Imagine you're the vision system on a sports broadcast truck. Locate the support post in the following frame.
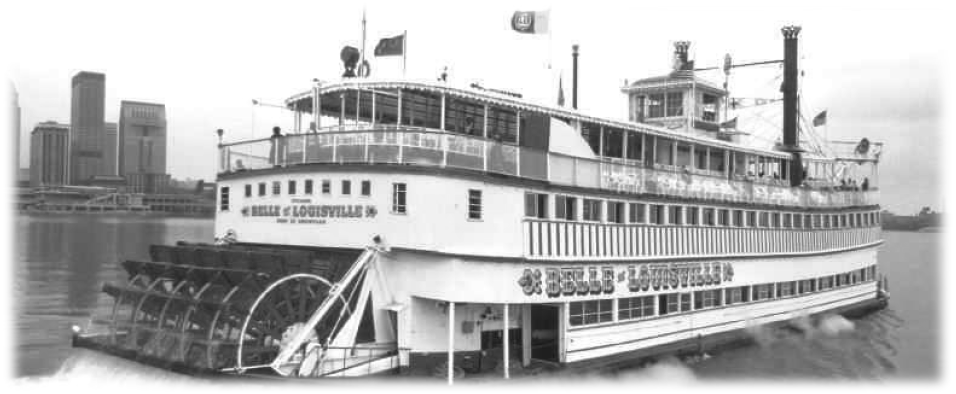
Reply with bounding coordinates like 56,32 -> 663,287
521,304 -> 531,367
448,301 -> 455,385
503,304 -> 510,379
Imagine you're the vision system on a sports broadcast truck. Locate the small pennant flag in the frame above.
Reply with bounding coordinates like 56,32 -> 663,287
512,10 -> 550,34
812,110 -> 827,127
374,34 -> 405,57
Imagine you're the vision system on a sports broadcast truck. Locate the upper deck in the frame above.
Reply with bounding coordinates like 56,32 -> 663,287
218,79 -> 880,210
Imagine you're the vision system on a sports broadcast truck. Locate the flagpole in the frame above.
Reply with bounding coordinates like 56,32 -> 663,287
360,9 -> 367,77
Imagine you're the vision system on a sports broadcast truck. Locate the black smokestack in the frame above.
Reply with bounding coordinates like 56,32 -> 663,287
572,44 -> 579,110
781,26 -> 802,187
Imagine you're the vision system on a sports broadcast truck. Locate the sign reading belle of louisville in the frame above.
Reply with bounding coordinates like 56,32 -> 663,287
242,203 -> 378,224
518,261 -> 735,297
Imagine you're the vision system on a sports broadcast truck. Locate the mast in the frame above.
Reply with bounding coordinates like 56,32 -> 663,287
781,25 -> 803,186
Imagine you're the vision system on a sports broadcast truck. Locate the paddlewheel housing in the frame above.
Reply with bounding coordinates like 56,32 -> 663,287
75,242 -> 393,376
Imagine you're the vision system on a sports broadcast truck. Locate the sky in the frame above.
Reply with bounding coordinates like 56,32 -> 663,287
1,0 -> 950,215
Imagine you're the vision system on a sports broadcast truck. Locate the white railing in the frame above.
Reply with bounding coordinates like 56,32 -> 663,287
218,127 -> 879,209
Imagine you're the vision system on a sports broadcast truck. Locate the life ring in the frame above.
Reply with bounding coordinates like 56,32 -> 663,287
357,60 -> 371,77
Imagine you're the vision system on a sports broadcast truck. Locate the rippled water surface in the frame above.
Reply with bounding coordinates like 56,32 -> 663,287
13,214 -> 939,381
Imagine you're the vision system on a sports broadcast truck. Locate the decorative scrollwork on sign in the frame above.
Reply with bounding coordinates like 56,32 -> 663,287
517,269 -> 542,295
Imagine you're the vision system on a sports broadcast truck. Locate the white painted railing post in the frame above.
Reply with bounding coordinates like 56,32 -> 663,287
448,301 -> 455,385
503,304 -> 510,379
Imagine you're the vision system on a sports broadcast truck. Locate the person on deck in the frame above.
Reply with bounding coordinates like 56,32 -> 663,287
269,126 -> 285,167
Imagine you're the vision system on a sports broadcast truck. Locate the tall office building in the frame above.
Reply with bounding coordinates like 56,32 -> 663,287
11,81 -> 21,173
70,71 -> 106,184
29,121 -> 71,187
103,121 -> 118,175
119,100 -> 168,193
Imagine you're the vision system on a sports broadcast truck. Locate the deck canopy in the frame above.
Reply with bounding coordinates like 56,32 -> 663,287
284,79 -> 793,162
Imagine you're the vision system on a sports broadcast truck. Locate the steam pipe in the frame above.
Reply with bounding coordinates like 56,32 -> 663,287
572,44 -> 579,110
781,26 -> 803,186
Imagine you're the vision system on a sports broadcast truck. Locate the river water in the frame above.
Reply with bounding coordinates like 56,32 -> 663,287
12,214 -> 939,381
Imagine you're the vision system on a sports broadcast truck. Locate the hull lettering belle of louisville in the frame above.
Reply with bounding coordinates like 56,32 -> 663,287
243,204 -> 377,219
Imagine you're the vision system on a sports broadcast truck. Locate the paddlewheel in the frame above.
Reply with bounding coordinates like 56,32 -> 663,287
78,242 -> 376,375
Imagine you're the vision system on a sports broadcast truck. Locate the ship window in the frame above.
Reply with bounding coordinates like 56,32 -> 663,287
399,90 -> 442,129
374,89 -> 400,125
733,210 -> 743,227
618,296 -> 655,320
680,293 -> 692,312
583,199 -> 602,222
668,205 -> 683,225
272,181 -> 280,195
759,212 -> 769,227
258,182 -> 266,196
444,97 -> 484,136
625,132 -> 643,161
654,138 -> 674,166
779,281 -> 794,297
629,203 -> 646,223
687,207 -> 700,226
392,183 -> 407,214
718,209 -> 730,226
772,213 -> 781,228
659,293 -> 679,315
555,195 -> 577,221
649,204 -> 665,225
842,214 -> 848,228
726,286 -> 748,304
676,143 -> 692,168
793,214 -> 803,229
701,94 -> 718,122
361,180 -> 371,196
468,189 -> 482,220
648,93 -> 665,118
581,123 -> 601,154
754,284 -> 771,301
804,214 -> 813,229
746,211 -> 756,227
709,148 -> 725,172
569,299 -> 612,326
694,146 -> 707,171
783,213 -> 792,228
341,180 -> 351,195
666,92 -> 684,117
608,201 -> 625,224
244,184 -> 252,198
603,127 -> 624,158
694,290 -> 721,309
305,180 -> 314,195
288,180 -> 297,195
525,192 -> 549,219
487,106 -> 518,144
702,208 -> 715,226
219,186 -> 229,211
322,180 -> 331,194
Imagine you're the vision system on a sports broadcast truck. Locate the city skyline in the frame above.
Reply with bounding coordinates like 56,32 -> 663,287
4,0 -> 947,214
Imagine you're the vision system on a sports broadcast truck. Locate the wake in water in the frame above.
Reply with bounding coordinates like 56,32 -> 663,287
18,349 -> 202,386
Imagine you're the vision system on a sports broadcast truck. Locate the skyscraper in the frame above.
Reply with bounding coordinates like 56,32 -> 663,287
29,121 -> 70,187
104,121 -> 118,175
70,71 -> 106,184
11,81 -> 21,173
119,100 -> 167,193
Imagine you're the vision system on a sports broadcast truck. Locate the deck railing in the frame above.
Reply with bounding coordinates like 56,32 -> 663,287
218,127 -> 879,209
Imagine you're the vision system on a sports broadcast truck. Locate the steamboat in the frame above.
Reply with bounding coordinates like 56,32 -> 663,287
73,25 -> 888,381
